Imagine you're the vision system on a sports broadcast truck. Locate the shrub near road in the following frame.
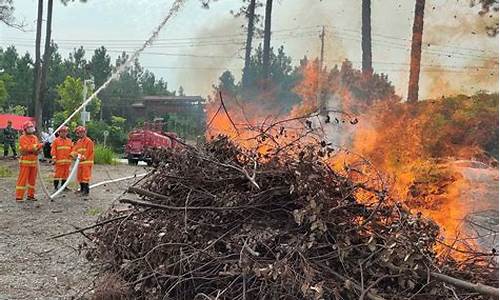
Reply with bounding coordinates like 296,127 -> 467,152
93,145 -> 116,165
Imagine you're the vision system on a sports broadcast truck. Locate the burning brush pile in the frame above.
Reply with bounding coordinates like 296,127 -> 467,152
87,136 -> 497,299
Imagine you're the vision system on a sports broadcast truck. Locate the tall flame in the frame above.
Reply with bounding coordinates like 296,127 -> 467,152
206,60 -> 498,259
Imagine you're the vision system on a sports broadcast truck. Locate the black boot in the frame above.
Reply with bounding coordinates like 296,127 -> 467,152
82,183 -> 90,196
79,183 -> 84,194
61,180 -> 69,191
53,180 -> 59,191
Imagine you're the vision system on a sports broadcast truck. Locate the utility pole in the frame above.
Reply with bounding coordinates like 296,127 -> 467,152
407,0 -> 425,102
81,79 -> 93,126
318,26 -> 326,115
319,26 -> 325,71
362,0 -> 373,77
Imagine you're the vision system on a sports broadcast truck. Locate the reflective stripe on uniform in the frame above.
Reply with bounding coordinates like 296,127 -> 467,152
16,186 -> 26,190
56,159 -> 72,164
80,161 -> 94,165
57,146 -> 71,150
19,160 -> 37,165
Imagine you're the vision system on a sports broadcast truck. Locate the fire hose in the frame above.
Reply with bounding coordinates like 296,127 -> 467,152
49,157 -> 80,199
89,173 -> 147,190
36,157 -> 80,200
39,157 -> 147,200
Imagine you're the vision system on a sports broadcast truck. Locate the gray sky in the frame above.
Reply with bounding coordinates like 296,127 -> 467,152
1,0 -> 498,99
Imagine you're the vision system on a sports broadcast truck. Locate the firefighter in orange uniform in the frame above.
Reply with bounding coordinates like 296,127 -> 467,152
50,126 -> 73,191
15,121 -> 43,202
71,126 -> 94,195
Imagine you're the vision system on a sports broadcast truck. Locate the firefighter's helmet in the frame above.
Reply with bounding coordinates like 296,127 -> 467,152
75,125 -> 86,134
22,121 -> 34,131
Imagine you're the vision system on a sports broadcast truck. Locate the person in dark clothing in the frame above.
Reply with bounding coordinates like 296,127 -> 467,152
3,121 -> 17,158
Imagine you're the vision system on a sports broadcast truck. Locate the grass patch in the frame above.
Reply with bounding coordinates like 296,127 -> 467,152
0,166 -> 13,177
94,145 -> 117,165
86,207 -> 103,216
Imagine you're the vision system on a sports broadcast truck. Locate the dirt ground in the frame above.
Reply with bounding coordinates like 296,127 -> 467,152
0,159 -> 148,300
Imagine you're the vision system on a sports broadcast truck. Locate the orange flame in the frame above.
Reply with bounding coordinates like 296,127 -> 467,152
206,61 -> 498,259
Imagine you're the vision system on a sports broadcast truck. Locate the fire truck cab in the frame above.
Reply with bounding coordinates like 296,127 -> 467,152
124,120 -> 178,165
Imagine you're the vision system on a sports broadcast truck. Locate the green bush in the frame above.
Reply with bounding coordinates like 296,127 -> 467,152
93,145 -> 117,165
87,117 -> 127,153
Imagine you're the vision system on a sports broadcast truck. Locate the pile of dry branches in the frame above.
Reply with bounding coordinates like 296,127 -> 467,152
87,136 -> 498,299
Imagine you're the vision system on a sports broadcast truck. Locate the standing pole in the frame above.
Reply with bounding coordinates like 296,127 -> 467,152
39,0 -> 54,125
407,0 -> 426,102
362,0 -> 373,77
318,26 -> 326,114
319,26 -> 325,71
81,80 -> 88,126
33,0 -> 43,133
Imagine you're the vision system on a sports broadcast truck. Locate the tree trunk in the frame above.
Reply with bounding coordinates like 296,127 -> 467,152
407,0 -> 425,102
361,0 -> 372,77
242,0 -> 256,89
33,0 -> 43,133
262,0 -> 273,83
39,0 -> 54,126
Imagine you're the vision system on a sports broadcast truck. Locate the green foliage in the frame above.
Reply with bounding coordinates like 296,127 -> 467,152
243,44 -> 302,110
0,79 -> 8,106
0,47 -> 33,112
422,92 -> 499,158
85,207 -> 103,217
56,75 -> 101,122
0,44 -> 176,127
93,145 -> 117,165
89,46 -> 112,88
57,76 -> 84,112
327,59 -> 398,113
86,116 -> 127,152
164,112 -> 204,140
0,104 -> 27,115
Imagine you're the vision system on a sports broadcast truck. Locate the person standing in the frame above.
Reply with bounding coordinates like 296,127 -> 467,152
41,128 -> 51,160
71,126 -> 94,196
15,121 -> 43,202
50,126 -> 73,191
3,120 -> 18,159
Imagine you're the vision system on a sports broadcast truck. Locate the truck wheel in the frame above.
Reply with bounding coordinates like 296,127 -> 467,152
128,158 -> 138,165
146,160 -> 153,166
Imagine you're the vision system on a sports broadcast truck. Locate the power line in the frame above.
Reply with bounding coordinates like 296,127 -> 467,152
323,30 -> 498,61
4,23 -> 495,57
7,34 -> 497,62
8,42 -> 497,70
323,24 -> 498,55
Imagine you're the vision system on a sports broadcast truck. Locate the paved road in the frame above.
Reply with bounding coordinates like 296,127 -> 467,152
454,164 -> 499,252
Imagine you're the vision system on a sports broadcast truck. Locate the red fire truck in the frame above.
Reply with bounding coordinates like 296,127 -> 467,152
124,121 -> 178,165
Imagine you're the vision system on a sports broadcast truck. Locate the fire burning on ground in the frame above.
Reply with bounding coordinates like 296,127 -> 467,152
206,60 -> 499,259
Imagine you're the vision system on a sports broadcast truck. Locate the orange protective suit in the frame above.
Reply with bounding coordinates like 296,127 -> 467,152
71,136 -> 94,183
51,136 -> 73,181
15,134 -> 42,200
